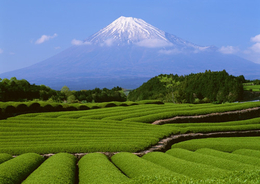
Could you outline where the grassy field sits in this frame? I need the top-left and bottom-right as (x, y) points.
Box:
(243, 84), (260, 92)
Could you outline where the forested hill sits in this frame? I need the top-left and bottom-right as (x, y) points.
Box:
(0, 77), (126, 103)
(128, 70), (246, 103)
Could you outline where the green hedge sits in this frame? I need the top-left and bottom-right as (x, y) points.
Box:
(78, 153), (130, 184)
(233, 149), (260, 159)
(126, 170), (260, 184)
(0, 153), (44, 184)
(23, 153), (77, 184)
(194, 148), (260, 168)
(0, 100), (164, 118)
(111, 152), (178, 178)
(142, 152), (227, 179)
(171, 137), (260, 152)
(166, 148), (258, 171)
(0, 153), (12, 164)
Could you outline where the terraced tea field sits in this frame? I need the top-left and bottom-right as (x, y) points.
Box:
(1, 101), (260, 183)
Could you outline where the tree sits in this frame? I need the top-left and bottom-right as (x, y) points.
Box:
(61, 86), (72, 97)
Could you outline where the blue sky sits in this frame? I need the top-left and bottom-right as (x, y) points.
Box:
(1, 0), (260, 74)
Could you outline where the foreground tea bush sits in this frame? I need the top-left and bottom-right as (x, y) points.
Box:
(195, 148), (260, 167)
(23, 153), (77, 184)
(233, 149), (260, 159)
(78, 153), (129, 184)
(111, 152), (179, 178)
(0, 153), (12, 164)
(0, 153), (44, 184)
(167, 148), (258, 171)
(142, 152), (227, 179)
(125, 170), (260, 184)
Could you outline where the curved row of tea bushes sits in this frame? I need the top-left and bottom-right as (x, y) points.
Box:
(78, 153), (130, 184)
(9, 101), (260, 123)
(142, 152), (228, 179)
(23, 153), (77, 184)
(0, 153), (44, 184)
(0, 117), (173, 155)
(166, 116), (260, 128)
(125, 170), (260, 184)
(102, 103), (214, 121)
(0, 100), (163, 116)
(111, 152), (181, 178)
(166, 148), (259, 171)
(171, 137), (260, 152)
(195, 148), (260, 167)
(0, 153), (12, 164)
(122, 102), (260, 123)
(177, 123), (260, 134)
(233, 149), (260, 159)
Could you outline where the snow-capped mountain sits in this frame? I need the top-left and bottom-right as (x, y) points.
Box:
(86, 16), (213, 50)
(1, 16), (259, 90)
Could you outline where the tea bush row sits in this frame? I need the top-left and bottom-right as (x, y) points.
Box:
(195, 148), (260, 167)
(78, 153), (130, 184)
(233, 149), (260, 159)
(122, 101), (260, 123)
(23, 153), (77, 184)
(10, 101), (260, 123)
(142, 152), (227, 179)
(0, 118), (173, 155)
(0, 153), (12, 164)
(111, 152), (180, 178)
(172, 137), (260, 152)
(0, 100), (163, 117)
(166, 148), (259, 171)
(0, 153), (44, 184)
(1, 150), (260, 183)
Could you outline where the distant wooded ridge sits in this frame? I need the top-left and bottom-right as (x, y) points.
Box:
(0, 77), (126, 103)
(128, 70), (253, 104)
(0, 70), (259, 104)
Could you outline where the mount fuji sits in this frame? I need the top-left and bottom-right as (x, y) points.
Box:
(1, 16), (260, 90)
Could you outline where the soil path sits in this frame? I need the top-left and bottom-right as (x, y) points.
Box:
(153, 107), (260, 125)
(135, 129), (260, 156)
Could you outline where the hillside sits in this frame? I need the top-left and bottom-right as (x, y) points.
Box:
(128, 70), (245, 103)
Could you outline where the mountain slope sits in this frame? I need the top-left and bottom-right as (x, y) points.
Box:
(1, 16), (259, 90)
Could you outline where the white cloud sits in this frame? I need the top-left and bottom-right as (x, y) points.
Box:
(35, 33), (57, 44)
(99, 39), (114, 47)
(158, 48), (181, 55)
(250, 43), (260, 53)
(251, 34), (260, 43)
(0, 48), (3, 54)
(218, 46), (239, 54)
(104, 39), (114, 46)
(136, 39), (173, 48)
(71, 39), (91, 46)
(248, 34), (260, 53)
(54, 46), (61, 50)
(9, 52), (15, 55)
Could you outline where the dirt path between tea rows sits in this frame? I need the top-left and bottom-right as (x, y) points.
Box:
(135, 129), (260, 156)
(152, 107), (260, 125)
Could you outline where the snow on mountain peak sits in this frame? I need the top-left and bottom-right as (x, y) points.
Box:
(83, 16), (213, 51)
(87, 16), (173, 47)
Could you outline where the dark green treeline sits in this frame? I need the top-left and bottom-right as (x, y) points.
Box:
(128, 70), (245, 103)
